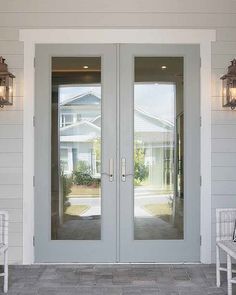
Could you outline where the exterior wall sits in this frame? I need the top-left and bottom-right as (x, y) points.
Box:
(0, 0), (235, 263)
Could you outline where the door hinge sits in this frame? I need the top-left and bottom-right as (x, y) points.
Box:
(200, 176), (202, 186)
(33, 116), (35, 127)
(33, 176), (35, 187)
(200, 116), (202, 127)
(200, 235), (202, 246)
(200, 58), (201, 68)
(33, 236), (35, 247)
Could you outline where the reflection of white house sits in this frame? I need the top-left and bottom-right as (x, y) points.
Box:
(60, 91), (174, 189)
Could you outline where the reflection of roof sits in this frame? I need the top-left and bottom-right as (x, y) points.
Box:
(60, 91), (101, 106)
(60, 91), (174, 141)
(91, 115), (101, 127)
(135, 107), (173, 131)
(60, 121), (100, 142)
(61, 121), (100, 133)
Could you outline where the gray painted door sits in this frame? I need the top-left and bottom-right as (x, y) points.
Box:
(119, 44), (200, 262)
(35, 44), (117, 262)
(35, 43), (200, 262)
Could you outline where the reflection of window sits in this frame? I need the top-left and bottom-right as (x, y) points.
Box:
(60, 114), (74, 127)
(60, 148), (69, 172)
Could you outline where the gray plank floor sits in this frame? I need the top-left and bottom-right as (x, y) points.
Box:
(0, 264), (231, 294)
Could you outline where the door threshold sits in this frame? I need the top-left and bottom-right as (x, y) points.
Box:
(33, 262), (202, 265)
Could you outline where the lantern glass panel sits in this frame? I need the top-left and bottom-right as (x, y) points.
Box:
(0, 85), (6, 101)
(7, 76), (13, 105)
(230, 78), (236, 99)
(222, 78), (228, 107)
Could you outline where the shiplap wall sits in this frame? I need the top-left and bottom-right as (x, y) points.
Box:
(0, 0), (236, 263)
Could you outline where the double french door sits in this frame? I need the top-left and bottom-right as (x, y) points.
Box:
(35, 43), (200, 262)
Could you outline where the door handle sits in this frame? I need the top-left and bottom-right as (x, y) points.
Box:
(121, 158), (126, 181)
(121, 157), (134, 182)
(109, 158), (114, 182)
(101, 158), (114, 182)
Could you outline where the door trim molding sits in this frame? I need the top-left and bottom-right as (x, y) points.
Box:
(20, 29), (216, 264)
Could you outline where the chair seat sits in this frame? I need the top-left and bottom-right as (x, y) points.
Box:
(217, 240), (236, 260)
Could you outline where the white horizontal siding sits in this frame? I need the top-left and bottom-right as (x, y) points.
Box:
(0, 111), (23, 125)
(0, 0), (234, 264)
(212, 153), (236, 167)
(212, 139), (236, 153)
(212, 111), (236, 125)
(0, 41), (23, 54)
(1, 13), (236, 28)
(0, 139), (22, 153)
(0, 153), (22, 167)
(212, 125), (236, 139)
(0, 125), (23, 139)
(212, 167), (236, 181)
(0, 0), (236, 13)
(0, 168), (22, 185)
(0, 54), (23, 69)
(216, 28), (236, 41)
(3, 97), (23, 111)
(0, 28), (19, 40)
(0, 185), (22, 199)
(212, 54), (236, 69)
(212, 42), (236, 55)
(212, 181), (236, 195)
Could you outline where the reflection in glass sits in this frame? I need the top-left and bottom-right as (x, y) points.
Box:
(134, 57), (184, 240)
(51, 57), (101, 240)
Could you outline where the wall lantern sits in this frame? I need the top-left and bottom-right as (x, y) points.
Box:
(0, 57), (15, 108)
(221, 59), (236, 110)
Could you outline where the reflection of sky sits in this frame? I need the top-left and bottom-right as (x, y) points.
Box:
(59, 86), (101, 103)
(59, 83), (175, 123)
(135, 84), (175, 123)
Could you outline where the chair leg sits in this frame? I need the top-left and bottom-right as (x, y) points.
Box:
(3, 249), (8, 293)
(227, 254), (232, 295)
(216, 245), (221, 287)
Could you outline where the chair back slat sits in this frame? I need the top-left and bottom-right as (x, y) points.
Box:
(216, 209), (236, 242)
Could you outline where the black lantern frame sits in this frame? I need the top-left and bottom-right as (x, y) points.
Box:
(221, 59), (236, 110)
(0, 57), (15, 108)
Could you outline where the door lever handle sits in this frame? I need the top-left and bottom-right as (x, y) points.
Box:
(121, 158), (126, 182)
(121, 157), (134, 182)
(101, 158), (114, 182)
(109, 158), (114, 182)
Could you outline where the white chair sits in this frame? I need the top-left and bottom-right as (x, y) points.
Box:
(0, 211), (8, 293)
(216, 208), (236, 295)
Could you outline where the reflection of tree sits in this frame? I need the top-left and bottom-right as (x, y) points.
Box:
(93, 138), (100, 159)
(60, 167), (73, 211)
(134, 146), (149, 185)
(93, 138), (101, 173)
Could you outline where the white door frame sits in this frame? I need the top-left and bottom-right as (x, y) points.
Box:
(20, 29), (216, 264)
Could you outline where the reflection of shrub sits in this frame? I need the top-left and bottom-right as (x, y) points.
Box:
(76, 161), (91, 175)
(61, 172), (73, 209)
(73, 170), (93, 186)
(92, 177), (101, 187)
(73, 161), (100, 186)
(134, 147), (149, 185)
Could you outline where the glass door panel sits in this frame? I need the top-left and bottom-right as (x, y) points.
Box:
(51, 57), (102, 240)
(134, 57), (184, 240)
(119, 44), (200, 262)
